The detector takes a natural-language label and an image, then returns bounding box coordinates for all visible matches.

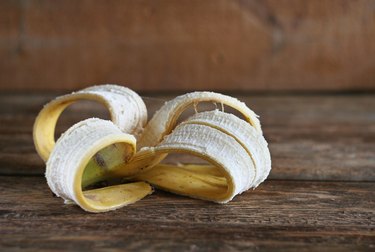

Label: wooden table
[0,93,374,251]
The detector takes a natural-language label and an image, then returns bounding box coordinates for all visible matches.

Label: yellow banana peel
[33,85,271,213]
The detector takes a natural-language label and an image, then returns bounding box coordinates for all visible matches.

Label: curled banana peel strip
[33,84,271,212]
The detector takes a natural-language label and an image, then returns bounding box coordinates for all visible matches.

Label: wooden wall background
[1,0,375,92]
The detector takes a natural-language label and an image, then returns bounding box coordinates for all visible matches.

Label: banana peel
[33,84,271,213]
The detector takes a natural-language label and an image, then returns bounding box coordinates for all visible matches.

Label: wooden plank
[1,0,375,92]
[0,93,374,181]
[0,176,374,251]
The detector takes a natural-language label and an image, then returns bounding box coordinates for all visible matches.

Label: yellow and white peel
[33,84,271,213]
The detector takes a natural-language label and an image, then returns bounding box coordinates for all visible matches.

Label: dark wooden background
[1,0,375,92]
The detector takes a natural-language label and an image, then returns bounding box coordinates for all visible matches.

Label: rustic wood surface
[1,176,374,251]
[1,0,375,92]
[0,92,374,251]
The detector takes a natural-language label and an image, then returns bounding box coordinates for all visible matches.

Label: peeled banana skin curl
[33,84,271,213]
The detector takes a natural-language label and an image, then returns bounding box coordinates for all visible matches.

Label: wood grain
[1,91,374,251]
[1,0,375,91]
[0,176,374,251]
[0,93,374,181]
